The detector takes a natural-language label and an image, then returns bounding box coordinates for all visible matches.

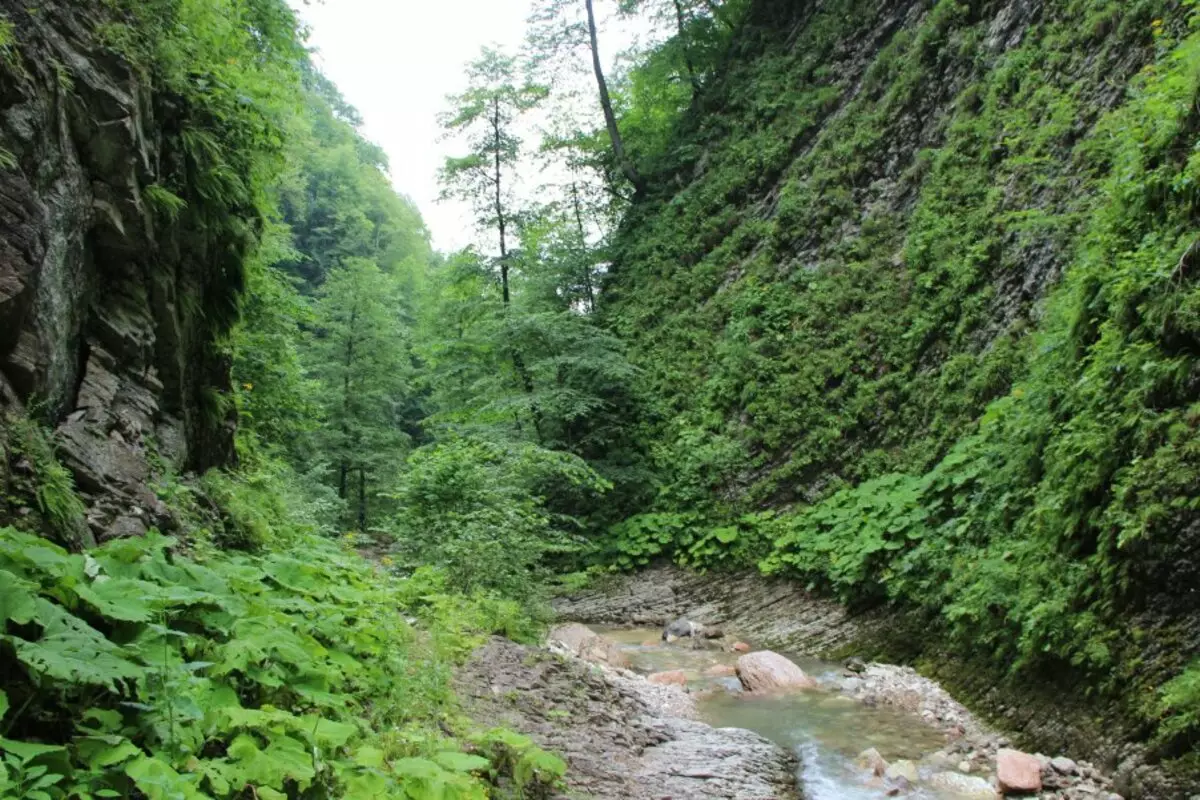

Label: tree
[528,0,646,197]
[438,47,546,302]
[306,258,414,529]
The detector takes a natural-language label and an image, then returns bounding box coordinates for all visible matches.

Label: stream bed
[596,626,989,799]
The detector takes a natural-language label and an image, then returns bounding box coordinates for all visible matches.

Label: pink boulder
[736,650,818,692]
[731,641,751,653]
[996,748,1042,794]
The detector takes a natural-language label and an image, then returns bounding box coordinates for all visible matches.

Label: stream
[595,627,988,800]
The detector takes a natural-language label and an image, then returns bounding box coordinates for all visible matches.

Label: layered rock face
[0,2,239,542]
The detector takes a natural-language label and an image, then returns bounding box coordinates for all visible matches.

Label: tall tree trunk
[672,0,700,94]
[571,181,597,313]
[584,0,645,195]
[337,305,358,501]
[493,98,511,304]
[491,98,543,442]
[357,468,367,531]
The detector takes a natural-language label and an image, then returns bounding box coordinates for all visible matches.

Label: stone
[1050,757,1077,775]
[714,676,744,693]
[736,650,818,692]
[662,617,701,641]
[546,623,631,669]
[845,656,867,673]
[704,664,737,677]
[885,759,919,784]
[647,670,688,686]
[997,748,1043,794]
[731,641,751,653]
[928,771,999,799]
[858,747,889,777]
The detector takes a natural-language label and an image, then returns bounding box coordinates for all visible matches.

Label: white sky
[293,0,655,253]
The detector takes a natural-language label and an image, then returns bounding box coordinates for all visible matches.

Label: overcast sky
[293,0,653,253]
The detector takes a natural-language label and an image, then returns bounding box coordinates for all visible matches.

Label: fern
[143,184,187,221]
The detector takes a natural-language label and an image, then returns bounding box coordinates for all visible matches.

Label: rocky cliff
[0,1,272,542]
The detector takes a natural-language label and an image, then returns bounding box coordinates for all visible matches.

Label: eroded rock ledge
[553,565,881,654]
[454,636,801,799]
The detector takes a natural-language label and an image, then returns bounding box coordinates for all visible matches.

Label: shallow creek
[595,627,980,800]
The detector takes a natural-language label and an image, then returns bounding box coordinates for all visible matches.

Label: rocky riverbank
[453,635,801,799]
[553,569,1144,799]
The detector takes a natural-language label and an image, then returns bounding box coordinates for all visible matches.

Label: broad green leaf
[124,755,207,800]
[11,600,140,689]
[0,738,66,761]
[0,569,37,624]
[75,578,159,622]
[353,745,385,769]
[433,751,489,773]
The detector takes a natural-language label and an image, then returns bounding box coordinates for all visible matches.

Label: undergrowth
[0,450,565,800]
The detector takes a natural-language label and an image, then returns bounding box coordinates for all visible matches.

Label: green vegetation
[4,0,1200,790]
[597,0,1200,764]
[0,508,563,800]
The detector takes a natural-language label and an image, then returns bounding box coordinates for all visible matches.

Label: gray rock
[1051,756,1078,775]
[885,759,919,784]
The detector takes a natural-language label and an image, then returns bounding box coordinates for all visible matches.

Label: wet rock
[714,676,745,694]
[703,664,737,677]
[1050,757,1077,775]
[858,747,889,777]
[845,656,867,673]
[547,623,631,669]
[647,669,687,686]
[885,759,919,784]
[736,650,818,692]
[662,617,701,641]
[997,748,1043,794]
[928,771,999,799]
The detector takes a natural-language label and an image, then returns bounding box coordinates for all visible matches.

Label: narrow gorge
[1,0,1198,799]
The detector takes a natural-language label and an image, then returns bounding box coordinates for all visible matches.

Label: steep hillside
[603,0,1200,792]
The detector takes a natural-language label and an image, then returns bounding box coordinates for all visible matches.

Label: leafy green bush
[0,524,561,800]
[2,414,90,549]
[388,437,609,599]
[1158,662,1200,746]
[605,512,698,569]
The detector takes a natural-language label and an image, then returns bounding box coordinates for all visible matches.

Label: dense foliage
[599,0,1200,765]
[5,0,1200,791]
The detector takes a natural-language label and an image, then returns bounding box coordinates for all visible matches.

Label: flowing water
[596,627,988,800]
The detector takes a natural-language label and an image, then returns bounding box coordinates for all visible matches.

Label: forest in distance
[1,0,1200,797]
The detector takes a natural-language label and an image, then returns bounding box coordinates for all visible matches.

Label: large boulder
[997,748,1042,794]
[547,623,631,669]
[735,650,818,692]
